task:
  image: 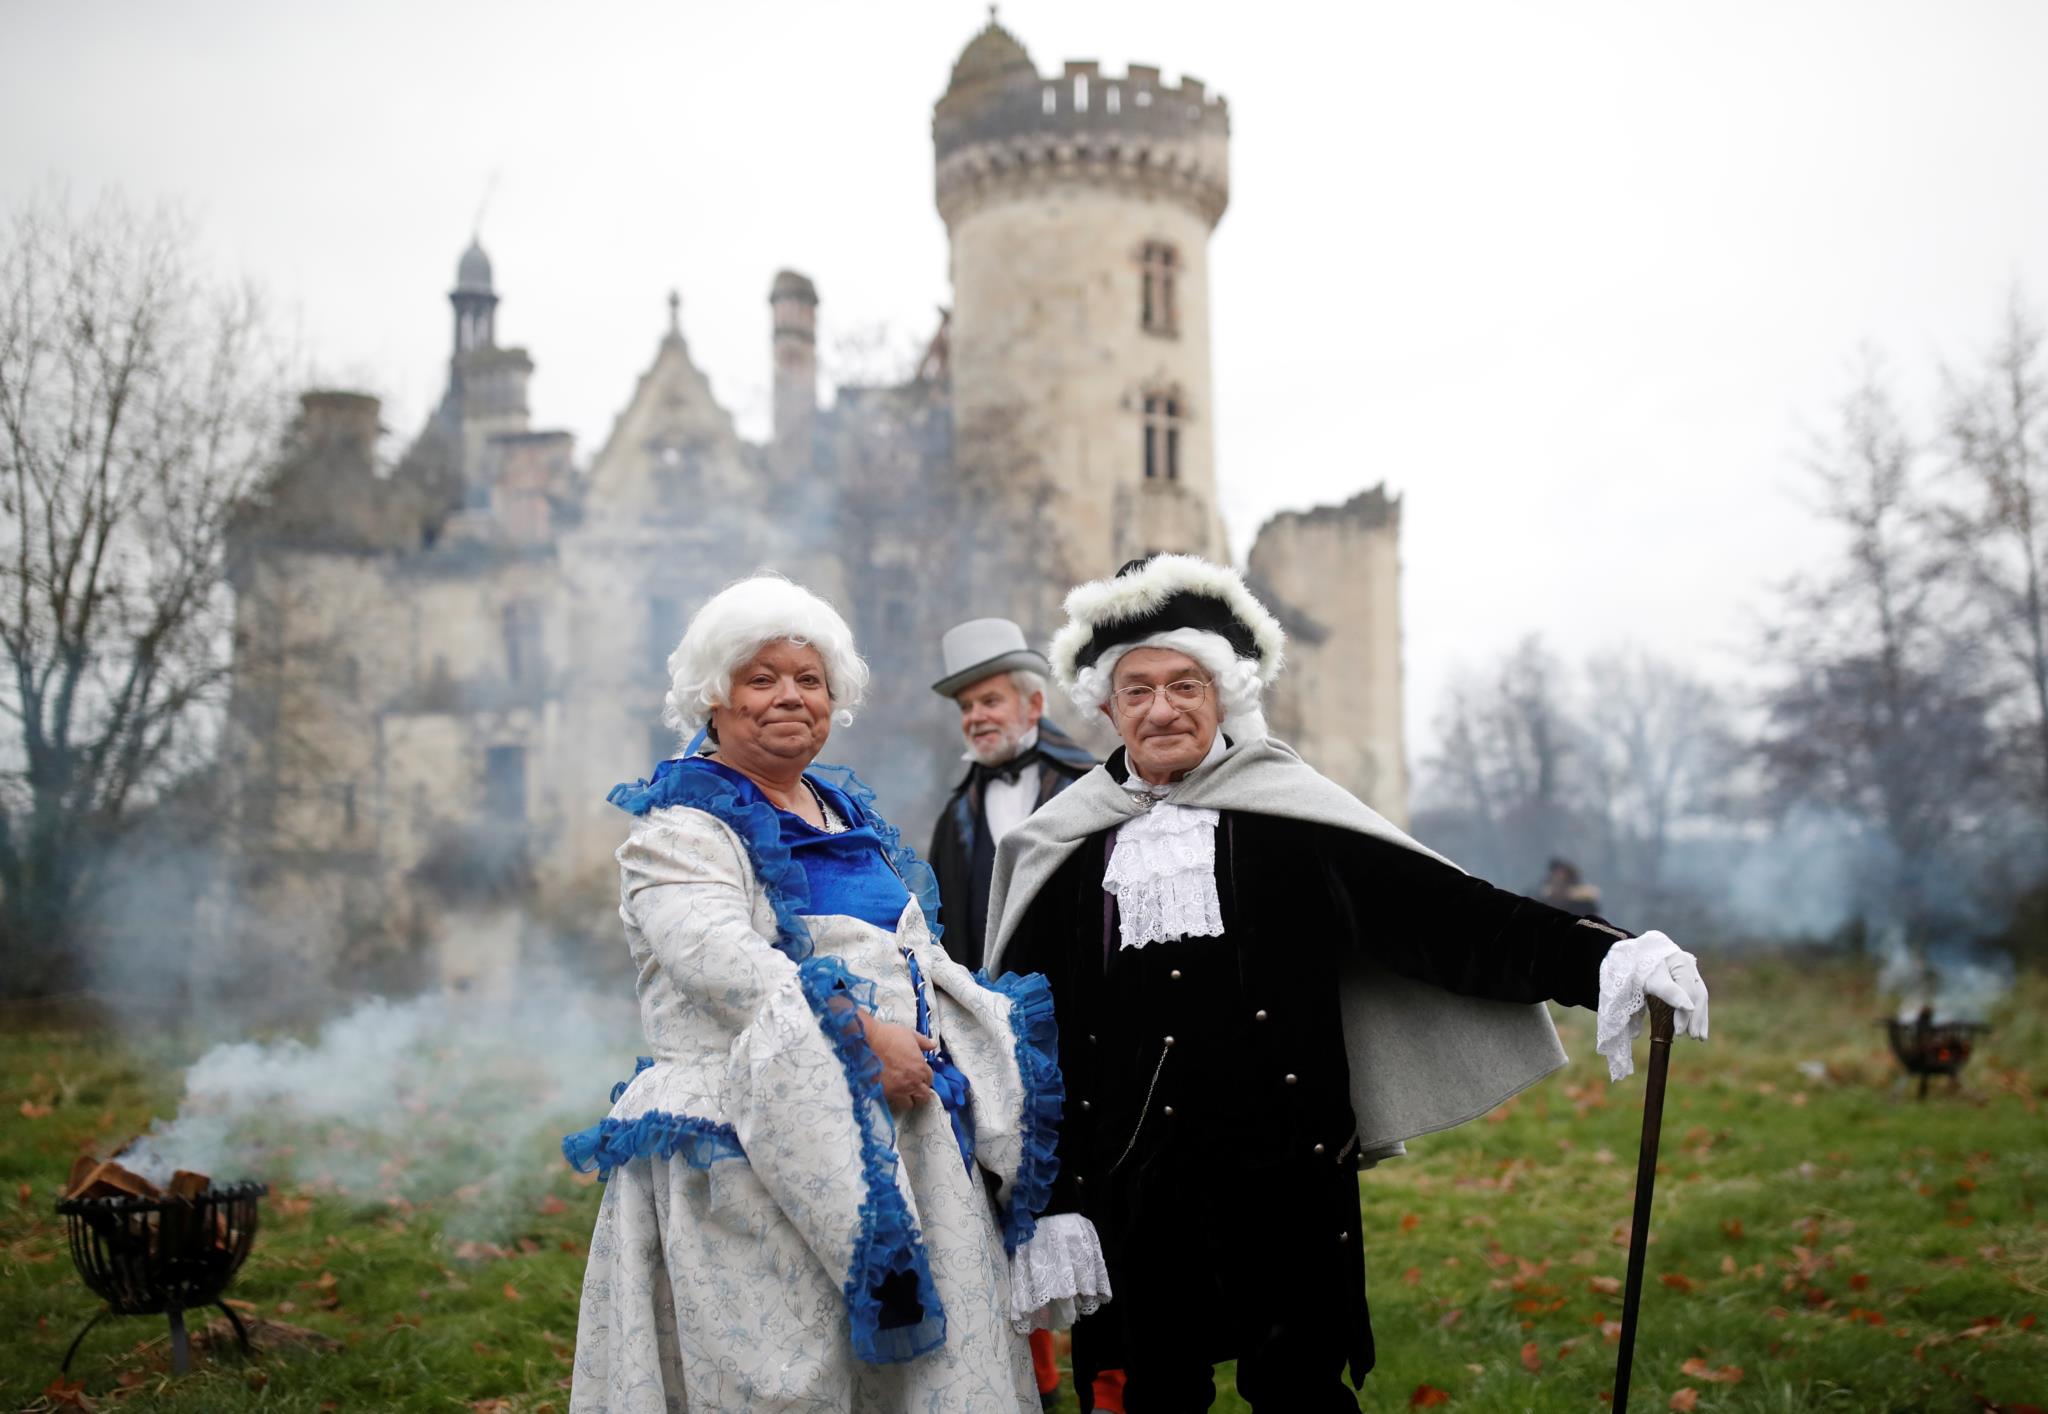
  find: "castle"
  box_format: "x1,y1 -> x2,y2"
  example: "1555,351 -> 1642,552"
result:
219,20 -> 1407,993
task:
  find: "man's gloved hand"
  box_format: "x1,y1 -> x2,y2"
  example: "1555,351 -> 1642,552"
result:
1638,937 -> 1710,1041
1595,930 -> 1710,1080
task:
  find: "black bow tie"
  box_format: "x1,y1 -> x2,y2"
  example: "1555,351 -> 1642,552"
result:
972,749 -> 1040,788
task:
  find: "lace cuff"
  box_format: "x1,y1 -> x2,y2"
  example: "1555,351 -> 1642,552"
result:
1595,930 -> 1679,1082
1008,1212 -> 1112,1333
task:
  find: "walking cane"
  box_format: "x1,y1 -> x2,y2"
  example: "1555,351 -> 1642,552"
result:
1611,996 -> 1676,1413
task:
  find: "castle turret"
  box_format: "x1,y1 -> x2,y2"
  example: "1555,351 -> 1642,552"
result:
451,239 -> 498,358
769,270 -> 819,479
437,237 -> 532,497
935,19 -> 1232,576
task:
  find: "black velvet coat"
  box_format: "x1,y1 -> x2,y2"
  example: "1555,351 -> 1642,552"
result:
1002,772 -> 1623,1382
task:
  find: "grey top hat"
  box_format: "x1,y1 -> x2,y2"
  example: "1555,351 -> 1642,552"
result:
932,618 -> 1051,698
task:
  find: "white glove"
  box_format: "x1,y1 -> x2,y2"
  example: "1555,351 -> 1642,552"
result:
1595,931 -> 1710,1081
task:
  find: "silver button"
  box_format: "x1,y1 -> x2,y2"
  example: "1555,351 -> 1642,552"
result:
1313,1143 -> 1326,1155
1338,1230 -> 1350,1243
1170,969 -> 1182,980
1255,1010 -> 1268,1022
1088,1034 -> 1097,1044
1080,1100 -> 1091,1112
1284,1073 -> 1298,1085
1076,1176 -> 1085,1188
1163,1105 -> 1175,1117
1164,1035 -> 1176,1048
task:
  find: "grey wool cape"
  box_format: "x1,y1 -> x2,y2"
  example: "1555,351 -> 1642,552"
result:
984,733 -> 1577,1167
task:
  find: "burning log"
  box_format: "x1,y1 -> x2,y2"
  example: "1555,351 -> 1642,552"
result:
54,1149 -> 266,1376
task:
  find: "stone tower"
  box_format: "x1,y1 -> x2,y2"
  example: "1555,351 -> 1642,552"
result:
934,19 -> 1231,580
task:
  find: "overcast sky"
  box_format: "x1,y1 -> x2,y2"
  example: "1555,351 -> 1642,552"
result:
7,0 -> 2046,763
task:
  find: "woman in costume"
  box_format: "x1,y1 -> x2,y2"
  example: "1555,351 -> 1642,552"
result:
563,576 -> 1072,1413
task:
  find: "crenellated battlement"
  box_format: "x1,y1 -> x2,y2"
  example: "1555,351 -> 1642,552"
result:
935,34 -> 1230,229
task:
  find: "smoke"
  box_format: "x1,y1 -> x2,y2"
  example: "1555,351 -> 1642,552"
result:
1873,925 -> 2015,1022
115,976 -> 636,1240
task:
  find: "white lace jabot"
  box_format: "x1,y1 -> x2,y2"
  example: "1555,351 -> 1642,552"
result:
1104,735 -> 1229,950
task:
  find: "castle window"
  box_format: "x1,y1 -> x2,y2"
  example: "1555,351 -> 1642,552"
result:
1140,241 -> 1179,336
484,745 -> 527,821
1142,392 -> 1183,481
1074,74 -> 1089,112
1107,85 -> 1121,114
503,600 -> 545,686
1043,86 -> 1057,114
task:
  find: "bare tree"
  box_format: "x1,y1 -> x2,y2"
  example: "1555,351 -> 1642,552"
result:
1938,295 -> 2048,824
0,193 -> 282,995
1419,635 -> 1586,887
1579,647 -> 1736,910
1759,357 -> 2001,946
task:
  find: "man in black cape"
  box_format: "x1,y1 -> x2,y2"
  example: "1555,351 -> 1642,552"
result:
986,555 -> 1713,1412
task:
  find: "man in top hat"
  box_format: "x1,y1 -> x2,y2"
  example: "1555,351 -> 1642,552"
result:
928,617 -> 1097,975
928,618 -> 1104,1410
986,555 -> 1713,1412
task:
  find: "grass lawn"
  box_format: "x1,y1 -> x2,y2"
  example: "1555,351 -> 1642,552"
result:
2,956 -> 2044,1412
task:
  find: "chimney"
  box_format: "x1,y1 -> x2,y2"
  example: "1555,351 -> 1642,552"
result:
297,391 -> 381,475
769,270 -> 818,478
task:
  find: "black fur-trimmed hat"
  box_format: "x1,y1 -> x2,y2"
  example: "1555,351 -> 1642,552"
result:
1048,553 -> 1285,692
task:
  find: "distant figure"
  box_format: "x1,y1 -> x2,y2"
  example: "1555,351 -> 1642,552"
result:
1541,857 -> 1603,918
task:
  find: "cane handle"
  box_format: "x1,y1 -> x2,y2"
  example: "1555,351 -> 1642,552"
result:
1647,996 -> 1675,1045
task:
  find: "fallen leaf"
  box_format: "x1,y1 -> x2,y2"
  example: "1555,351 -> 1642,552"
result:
539,1193 -> 569,1216
1679,1357 -> 1744,1384
1521,1341 -> 1542,1372
1409,1386 -> 1451,1408
1438,1308 -> 1464,1329
1669,1391 -> 1699,1412
1589,1276 -> 1622,1296
19,1099 -> 52,1120
503,1283 -> 523,1302
1661,1273 -> 1697,1293
1402,1267 -> 1422,1286
1400,1213 -> 1421,1231
16,1182 -> 31,1204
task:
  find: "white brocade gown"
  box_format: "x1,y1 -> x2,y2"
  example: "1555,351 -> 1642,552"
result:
566,799 -> 1051,1414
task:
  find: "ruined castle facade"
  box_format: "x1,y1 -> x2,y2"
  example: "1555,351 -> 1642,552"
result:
220,21 -> 1406,992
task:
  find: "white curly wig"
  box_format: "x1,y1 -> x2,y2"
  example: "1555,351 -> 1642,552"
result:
661,575 -> 869,743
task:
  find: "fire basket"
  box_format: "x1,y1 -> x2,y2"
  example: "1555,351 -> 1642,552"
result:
55,1179 -> 268,1375
1880,1007 -> 1992,1100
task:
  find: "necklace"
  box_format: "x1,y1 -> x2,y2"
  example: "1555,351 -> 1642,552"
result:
801,775 -> 847,834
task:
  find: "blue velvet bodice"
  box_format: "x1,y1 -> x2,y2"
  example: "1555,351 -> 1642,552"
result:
682,759 -> 912,931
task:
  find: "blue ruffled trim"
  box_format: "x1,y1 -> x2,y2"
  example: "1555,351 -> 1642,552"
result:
974,969 -> 1064,1256
810,763 -> 945,943
608,758 -> 817,961
561,1058 -> 745,1182
798,953 -> 947,1364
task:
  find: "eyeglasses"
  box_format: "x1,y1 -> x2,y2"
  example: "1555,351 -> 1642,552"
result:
1110,678 -> 1213,717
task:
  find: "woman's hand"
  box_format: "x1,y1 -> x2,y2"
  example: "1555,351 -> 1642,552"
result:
859,1015 -> 939,1110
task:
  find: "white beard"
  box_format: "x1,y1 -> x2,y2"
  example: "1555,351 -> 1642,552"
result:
965,722 -> 1031,767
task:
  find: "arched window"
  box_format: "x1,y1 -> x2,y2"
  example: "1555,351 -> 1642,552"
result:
1142,390 -> 1184,481
1140,241 -> 1179,336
